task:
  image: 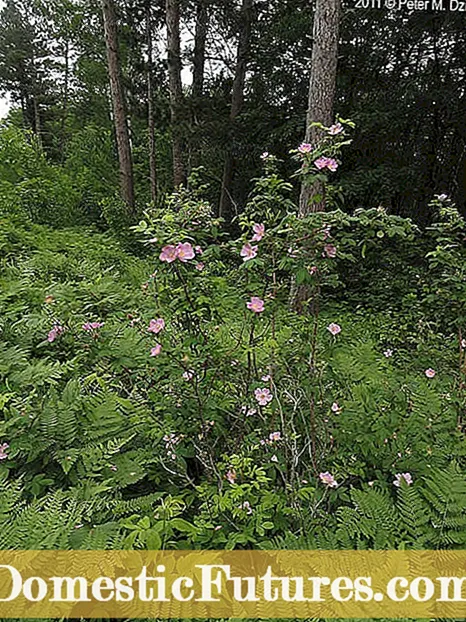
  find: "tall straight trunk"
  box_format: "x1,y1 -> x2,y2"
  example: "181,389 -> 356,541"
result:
190,0 -> 209,171
219,0 -> 253,224
192,0 -> 208,99
101,0 -> 136,213
299,0 -> 340,216
166,0 -> 185,188
59,38 -> 69,159
146,4 -> 157,203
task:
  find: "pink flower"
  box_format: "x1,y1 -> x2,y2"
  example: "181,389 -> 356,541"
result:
252,223 -> 265,242
150,344 -> 162,357
384,349 -> 393,358
255,387 -> 273,406
247,297 -> 265,313
176,242 -> 195,263
324,244 -> 337,258
47,325 -> 65,343
326,158 -> 339,172
331,402 -> 341,413
148,318 -> 165,334
261,152 -> 270,160
393,472 -> 413,487
319,472 -> 338,488
240,243 -> 258,261
327,323 -> 341,336
82,321 -> 104,332
261,374 -> 271,382
314,157 -> 339,172
0,442 -> 9,460
425,368 -> 436,379
225,469 -> 237,484
298,142 -> 313,153
195,262 -> 205,271
269,431 -> 281,442
271,454 -> 278,463
183,370 -> 195,381
308,266 -> 318,276
328,123 -> 343,135
159,245 -> 178,263
195,245 -> 203,255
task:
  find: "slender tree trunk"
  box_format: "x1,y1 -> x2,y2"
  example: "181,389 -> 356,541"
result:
299,0 -> 340,216
101,0 -> 136,214
219,0 -> 253,224
146,4 -> 157,203
192,0 -> 208,99
59,38 -> 69,159
166,0 -> 186,187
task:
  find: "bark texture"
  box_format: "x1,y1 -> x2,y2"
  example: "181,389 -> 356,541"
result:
219,0 -> 253,224
146,4 -> 157,203
299,0 -> 340,216
166,0 -> 186,187
102,0 -> 135,213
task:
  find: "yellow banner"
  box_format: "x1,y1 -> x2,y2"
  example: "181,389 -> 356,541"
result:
0,550 -> 465,618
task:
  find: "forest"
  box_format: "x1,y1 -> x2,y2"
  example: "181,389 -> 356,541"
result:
0,0 -> 466,613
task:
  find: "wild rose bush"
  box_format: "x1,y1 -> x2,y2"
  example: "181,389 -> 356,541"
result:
0,127 -> 465,550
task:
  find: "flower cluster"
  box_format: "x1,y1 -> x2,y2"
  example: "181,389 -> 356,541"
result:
393,472 -> 413,487
82,321 -> 104,332
319,472 -> 338,488
314,156 -> 338,172
160,242 -> 202,264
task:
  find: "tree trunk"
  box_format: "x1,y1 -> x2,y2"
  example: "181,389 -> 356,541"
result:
146,3 -> 157,203
299,0 -> 340,216
101,0 -> 136,214
166,0 -> 186,188
219,0 -> 253,225
59,38 -> 69,159
192,0 -> 208,99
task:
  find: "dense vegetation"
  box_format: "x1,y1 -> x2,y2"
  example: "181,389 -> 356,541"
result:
1,137 -> 465,551
0,7 -> 465,622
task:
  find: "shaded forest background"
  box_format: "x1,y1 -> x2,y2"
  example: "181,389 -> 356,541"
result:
0,0 -> 465,227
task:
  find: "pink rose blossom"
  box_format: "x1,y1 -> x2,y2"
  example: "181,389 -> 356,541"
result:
195,245 -> 203,255
252,223 -> 265,242
148,318 -> 165,334
331,402 -> 341,413
261,374 -> 271,382
298,142 -> 313,154
425,368 -> 436,378
159,245 -> 178,263
314,157 -> 339,172
247,297 -> 265,313
195,262 -> 205,271
269,431 -> 281,442
384,349 -> 393,358
327,323 -> 341,336
0,442 -> 9,460
319,472 -> 338,488
324,244 -> 337,258
82,321 -> 104,332
255,387 -> 273,406
225,469 -> 237,484
328,123 -> 343,135
47,325 -> 65,343
176,242 -> 195,263
150,344 -> 162,357
393,472 -> 413,487
240,243 -> 258,261
309,266 -> 318,276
